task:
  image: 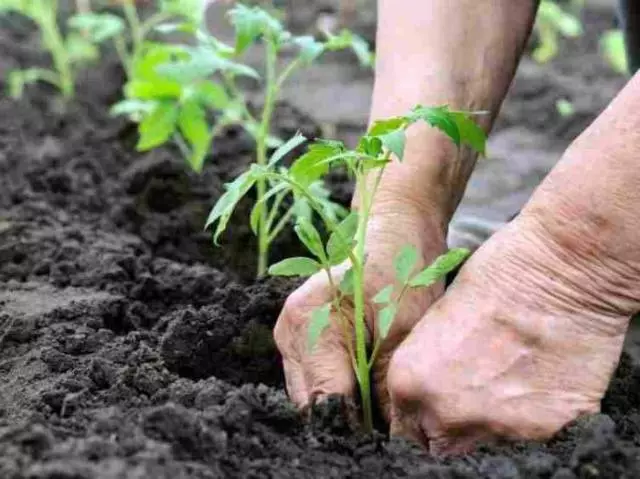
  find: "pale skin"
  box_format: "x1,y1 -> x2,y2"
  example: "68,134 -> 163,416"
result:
273,0 -> 640,454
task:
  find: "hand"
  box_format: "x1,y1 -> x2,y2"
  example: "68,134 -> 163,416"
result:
274,203 -> 447,417
387,211 -> 631,454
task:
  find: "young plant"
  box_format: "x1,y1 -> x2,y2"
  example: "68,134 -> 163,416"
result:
532,0 -> 583,63
116,3 -> 372,277
0,0 -> 121,98
208,105 -> 487,431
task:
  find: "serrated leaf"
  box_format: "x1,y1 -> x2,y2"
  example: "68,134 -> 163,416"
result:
68,13 -> 125,43
373,285 -> 394,304
137,102 -> 179,151
408,248 -> 470,287
379,128 -> 406,160
307,303 -> 331,350
268,132 -> 307,166
339,267 -> 354,295
326,211 -> 358,264
268,257 -> 321,277
228,4 -> 285,54
206,170 -> 256,242
178,100 -> 211,172
290,140 -> 344,186
394,245 -> 419,284
294,217 -> 326,262
450,112 -> 487,155
367,117 -> 405,136
378,303 -> 397,339
410,105 -> 460,146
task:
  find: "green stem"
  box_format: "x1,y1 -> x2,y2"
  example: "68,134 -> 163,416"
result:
256,40 -> 279,277
122,0 -> 142,64
40,4 -> 73,98
267,206 -> 295,244
353,180 -> 372,432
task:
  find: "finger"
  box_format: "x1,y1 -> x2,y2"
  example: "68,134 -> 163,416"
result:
282,357 -> 308,408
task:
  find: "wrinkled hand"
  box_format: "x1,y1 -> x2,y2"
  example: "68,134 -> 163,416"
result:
274,208 -> 446,417
387,214 -> 630,454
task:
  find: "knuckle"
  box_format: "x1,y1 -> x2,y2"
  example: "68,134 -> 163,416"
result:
387,351 -> 425,407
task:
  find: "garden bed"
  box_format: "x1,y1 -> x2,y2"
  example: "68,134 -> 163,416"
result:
2,4 -> 640,478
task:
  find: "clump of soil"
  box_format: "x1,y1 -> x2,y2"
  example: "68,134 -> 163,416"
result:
1,5 -> 640,478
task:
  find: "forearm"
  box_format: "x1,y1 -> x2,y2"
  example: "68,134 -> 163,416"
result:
362,0 -> 539,227
523,72 -> 640,303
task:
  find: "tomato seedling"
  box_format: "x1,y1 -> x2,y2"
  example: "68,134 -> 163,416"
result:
0,0 -> 123,98
116,3 -> 372,277
210,105 -> 486,431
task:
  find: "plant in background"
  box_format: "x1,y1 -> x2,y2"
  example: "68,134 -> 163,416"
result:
533,0 -> 583,63
0,0 -> 122,98
600,29 -> 628,75
115,3 -> 372,277
208,105 -> 487,430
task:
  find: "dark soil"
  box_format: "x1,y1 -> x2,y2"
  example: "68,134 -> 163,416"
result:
2,4 -> 640,478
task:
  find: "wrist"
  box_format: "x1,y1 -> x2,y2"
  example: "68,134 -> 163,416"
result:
353,124 -> 478,232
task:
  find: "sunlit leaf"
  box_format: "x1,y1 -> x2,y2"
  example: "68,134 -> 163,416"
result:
193,81 -> 229,110
137,102 -> 179,151
178,100 -> 211,172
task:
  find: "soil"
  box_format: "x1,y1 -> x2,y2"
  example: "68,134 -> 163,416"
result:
2,4 -> 640,479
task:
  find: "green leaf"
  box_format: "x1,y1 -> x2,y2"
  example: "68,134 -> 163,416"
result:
268,132 -> 307,166
228,4 -> 285,54
194,81 -> 229,110
294,35 -> 324,63
206,171 -> 257,243
326,211 -> 358,264
294,217 -> 326,262
600,29 -> 628,74
137,102 -> 179,151
379,128 -> 406,160
307,303 -> 331,351
339,267 -> 354,295
268,257 -> 321,277
394,245 -> 419,284
373,285 -> 394,304
324,29 -> 373,67
109,99 -> 154,118
290,140 -> 344,186
65,33 -> 99,63
450,112 -> 487,155
68,13 -> 125,43
378,303 -> 397,339
178,100 -> 211,172
159,0 -> 206,26
408,248 -> 470,287
367,117 -> 405,136
357,136 -> 382,157
126,79 -> 183,100
410,105 -> 460,146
